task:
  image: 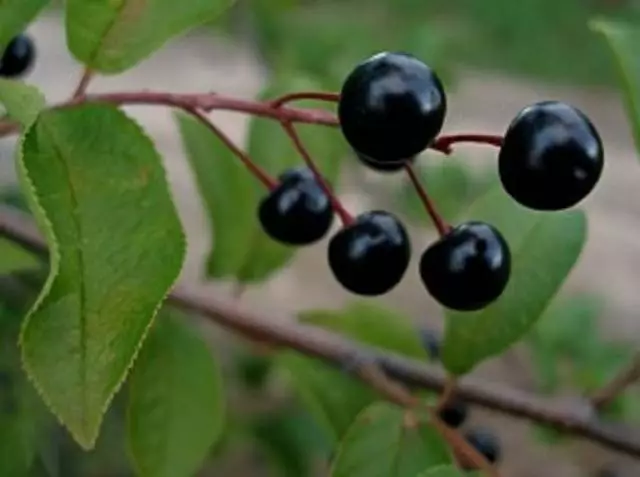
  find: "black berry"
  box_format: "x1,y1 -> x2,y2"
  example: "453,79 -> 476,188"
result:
420,328 -> 441,360
0,35 -> 35,78
258,167 -> 334,246
338,51 -> 446,166
420,221 -> 510,311
464,428 -> 501,464
499,101 -> 604,211
328,211 -> 411,296
438,399 -> 468,428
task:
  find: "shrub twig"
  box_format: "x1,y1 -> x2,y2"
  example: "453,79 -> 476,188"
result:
1,205 -> 639,459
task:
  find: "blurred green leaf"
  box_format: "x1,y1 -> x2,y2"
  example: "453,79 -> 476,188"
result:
127,312 -> 225,477
299,301 -> 428,360
442,186 -> 587,375
65,0 -> 236,73
397,158 -> 496,226
0,0 -> 48,50
252,406 -> 331,477
530,424 -> 567,447
0,239 -> 39,275
276,351 -> 375,444
418,466 -> 464,477
0,79 -> 45,128
175,112 -> 258,280
591,20 -> 640,157
530,293 -> 603,359
330,402 -> 452,477
18,104 -> 186,449
235,75 -> 345,283
0,305 -> 53,477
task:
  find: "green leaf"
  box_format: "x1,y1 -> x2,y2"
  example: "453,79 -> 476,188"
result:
277,351 -> 376,443
0,79 -> 46,128
65,0 -> 236,73
235,75 -> 345,283
299,301 -> 428,360
0,238 -> 39,275
18,103 -> 186,449
127,311 -> 225,477
442,186 -> 587,375
0,305 -> 54,477
330,402 -> 452,477
418,466 -> 464,477
591,20 -> 640,157
0,0 -> 49,50
175,112 -> 258,279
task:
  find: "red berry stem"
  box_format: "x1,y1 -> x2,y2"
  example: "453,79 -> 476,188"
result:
72,68 -> 94,99
186,107 -> 277,190
270,91 -> 340,108
404,163 -> 450,236
279,120 -> 354,225
431,134 -> 504,155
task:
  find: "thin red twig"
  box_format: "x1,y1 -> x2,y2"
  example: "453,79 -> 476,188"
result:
270,91 -> 340,108
404,162 -> 450,236
432,134 -> 504,154
280,120 -> 353,225
185,108 -> 276,190
591,351 -> 640,411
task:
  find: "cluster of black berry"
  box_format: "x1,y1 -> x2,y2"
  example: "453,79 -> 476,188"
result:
0,34 -> 35,78
260,51 -> 604,311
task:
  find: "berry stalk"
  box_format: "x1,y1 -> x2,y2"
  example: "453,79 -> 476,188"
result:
270,91 -> 340,108
280,120 -> 354,225
431,134 -> 504,154
186,108 -> 277,190
404,163 -> 450,236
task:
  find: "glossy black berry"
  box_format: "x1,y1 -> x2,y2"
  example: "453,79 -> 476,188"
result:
328,211 -> 411,296
499,101 -> 604,211
464,428 -> 501,464
0,35 -> 35,78
420,328 -> 441,360
356,151 -> 416,173
438,399 -> 468,428
258,167 -> 333,246
338,51 -> 446,166
420,221 -> 510,311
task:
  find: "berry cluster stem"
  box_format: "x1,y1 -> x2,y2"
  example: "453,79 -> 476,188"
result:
72,68 -> 94,99
186,107 -> 277,190
404,163 -> 450,236
270,91 -> 340,108
280,120 -> 354,225
432,134 -> 504,154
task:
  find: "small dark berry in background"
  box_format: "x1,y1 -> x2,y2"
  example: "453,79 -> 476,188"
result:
420,221 -> 510,311
0,34 -> 35,78
258,166 -> 334,246
438,399 -> 468,428
420,328 -> 441,360
499,100 -> 604,211
356,151 -> 416,173
328,210 -> 411,296
463,428 -> 501,464
338,51 -> 447,166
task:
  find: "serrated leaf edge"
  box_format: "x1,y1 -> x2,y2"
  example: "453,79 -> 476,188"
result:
17,104 -> 186,449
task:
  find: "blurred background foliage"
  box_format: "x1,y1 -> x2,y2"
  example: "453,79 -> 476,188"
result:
217,0 -> 640,89
3,0 -> 640,476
